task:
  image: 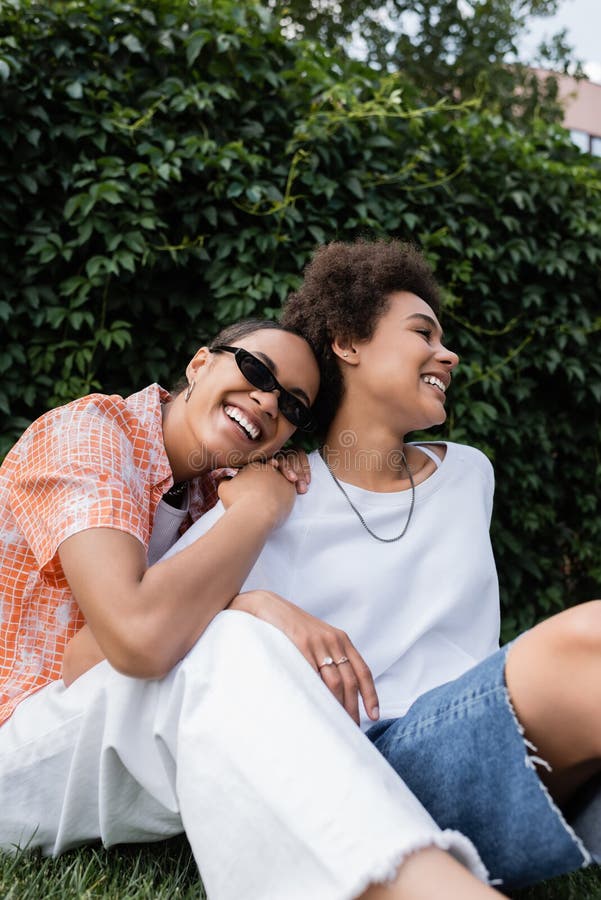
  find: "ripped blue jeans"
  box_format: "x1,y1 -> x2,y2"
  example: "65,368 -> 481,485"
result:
367,645 -> 592,890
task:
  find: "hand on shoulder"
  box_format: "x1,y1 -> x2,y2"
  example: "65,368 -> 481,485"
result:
218,460 -> 297,528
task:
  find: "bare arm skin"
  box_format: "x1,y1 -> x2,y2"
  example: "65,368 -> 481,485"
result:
62,625 -> 104,686
59,463 -> 295,681
61,457 -> 312,686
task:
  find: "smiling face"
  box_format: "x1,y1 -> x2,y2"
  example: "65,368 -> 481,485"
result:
336,291 -> 459,437
166,328 -> 320,478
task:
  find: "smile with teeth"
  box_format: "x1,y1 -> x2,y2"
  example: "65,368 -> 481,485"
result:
224,405 -> 261,441
422,374 -> 446,393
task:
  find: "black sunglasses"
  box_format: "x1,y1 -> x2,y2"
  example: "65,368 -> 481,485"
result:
209,344 -> 313,431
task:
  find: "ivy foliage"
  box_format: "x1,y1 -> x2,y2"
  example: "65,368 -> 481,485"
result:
271,0 -> 578,126
1,0 -> 600,636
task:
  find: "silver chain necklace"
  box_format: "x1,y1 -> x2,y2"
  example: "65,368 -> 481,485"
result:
320,449 -> 415,543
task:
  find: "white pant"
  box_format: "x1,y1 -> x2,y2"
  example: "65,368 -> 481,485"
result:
0,611 -> 486,899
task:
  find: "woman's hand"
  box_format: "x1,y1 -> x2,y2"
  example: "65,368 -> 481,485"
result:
218,461 -> 297,527
271,449 -> 311,495
230,590 -> 379,726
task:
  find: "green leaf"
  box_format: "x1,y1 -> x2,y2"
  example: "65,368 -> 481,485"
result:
26,127 -> 41,147
69,311 -> 85,330
186,30 -> 211,66
106,233 -> 122,252
116,250 -> 135,272
76,219 -> 94,246
18,173 -> 37,194
60,276 -> 87,298
64,195 -> 81,219
65,81 -> 83,99
102,190 -> 121,204
226,182 -> 244,198
308,224 -> 326,244
39,245 -> 57,263
85,256 -> 107,278
346,175 -> 364,199
45,307 -> 67,328
122,34 -> 143,54
123,232 -> 145,254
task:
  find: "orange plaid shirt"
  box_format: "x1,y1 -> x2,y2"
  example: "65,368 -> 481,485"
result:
0,384 -> 217,726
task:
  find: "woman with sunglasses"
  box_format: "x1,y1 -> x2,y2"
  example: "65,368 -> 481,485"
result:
0,317 -> 495,899
162,239 -> 601,893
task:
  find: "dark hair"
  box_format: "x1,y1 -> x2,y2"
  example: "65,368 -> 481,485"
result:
172,318 -> 309,395
281,239 -> 442,437
208,317 -> 305,349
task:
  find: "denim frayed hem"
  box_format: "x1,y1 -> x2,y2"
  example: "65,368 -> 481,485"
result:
367,645 -> 590,889
501,659 -> 592,875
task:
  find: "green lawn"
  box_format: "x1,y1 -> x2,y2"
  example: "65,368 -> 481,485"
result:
511,868 -> 601,899
1,840 -> 600,899
0,838 -> 204,900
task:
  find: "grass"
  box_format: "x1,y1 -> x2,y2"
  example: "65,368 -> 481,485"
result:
0,837 -> 204,900
1,840 -> 601,899
511,867 -> 601,899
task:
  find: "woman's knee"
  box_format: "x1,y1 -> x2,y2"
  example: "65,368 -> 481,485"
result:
205,608 -> 284,648
506,600 -> 601,694
505,601 -> 601,781
184,609 -> 302,676
539,600 -> 601,658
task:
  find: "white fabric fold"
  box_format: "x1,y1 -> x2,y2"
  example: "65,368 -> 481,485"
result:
0,610 -> 488,898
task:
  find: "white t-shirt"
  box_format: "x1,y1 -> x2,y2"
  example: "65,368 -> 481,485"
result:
147,489 -> 189,567
165,442 -> 500,730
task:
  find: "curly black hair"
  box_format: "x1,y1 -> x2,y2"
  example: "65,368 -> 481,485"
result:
281,239 -> 442,438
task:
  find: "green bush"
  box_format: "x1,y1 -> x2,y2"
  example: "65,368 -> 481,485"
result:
1,0 -> 600,635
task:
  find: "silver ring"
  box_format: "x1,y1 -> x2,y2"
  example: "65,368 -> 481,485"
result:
335,656 -> 350,666
318,656 -> 334,669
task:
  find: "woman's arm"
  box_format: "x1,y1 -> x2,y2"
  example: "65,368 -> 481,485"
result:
62,624 -> 105,686
61,455 -> 312,685
58,463 -> 296,680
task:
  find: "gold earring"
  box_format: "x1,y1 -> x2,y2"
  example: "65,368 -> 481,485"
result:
184,381 -> 195,402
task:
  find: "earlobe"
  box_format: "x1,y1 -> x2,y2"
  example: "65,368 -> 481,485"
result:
331,338 -> 360,365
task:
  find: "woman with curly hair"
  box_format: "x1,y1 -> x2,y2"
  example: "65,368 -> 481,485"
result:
0,312 -> 497,900
166,239 -> 601,893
